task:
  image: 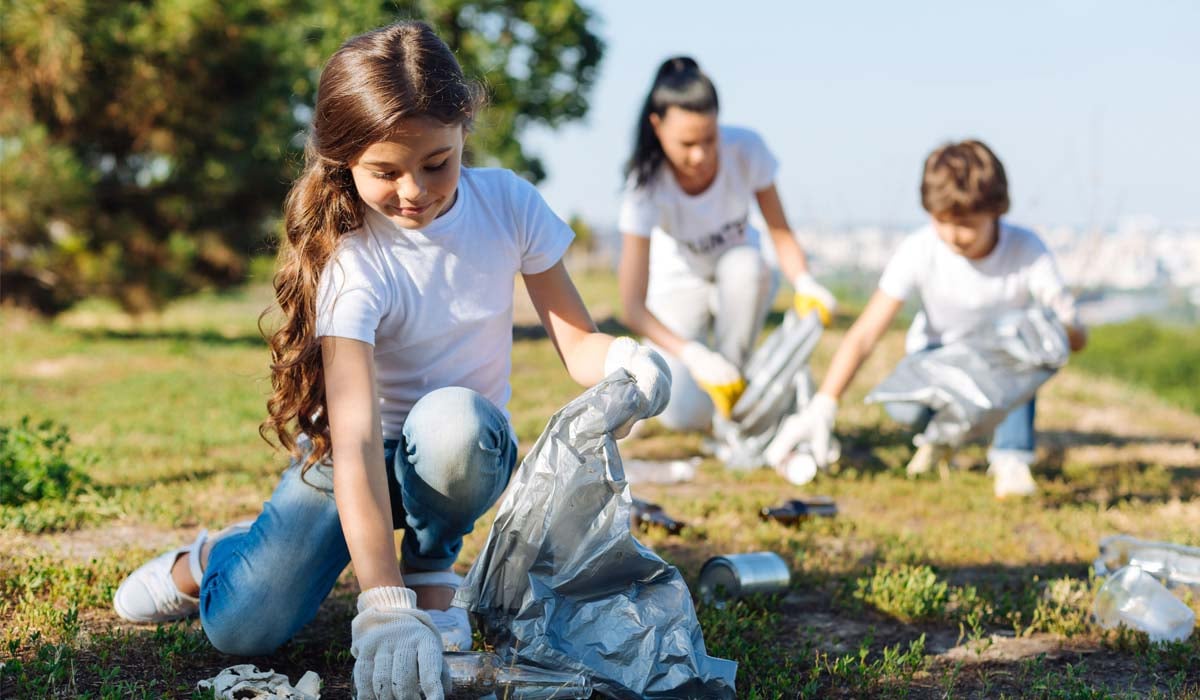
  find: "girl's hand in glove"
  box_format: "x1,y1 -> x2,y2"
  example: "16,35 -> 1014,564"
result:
792,273 -> 837,327
679,342 -> 745,418
352,586 -> 445,700
604,337 -> 672,437
764,393 -> 839,469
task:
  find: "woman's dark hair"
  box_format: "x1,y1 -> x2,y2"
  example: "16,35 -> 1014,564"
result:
624,56 -> 719,188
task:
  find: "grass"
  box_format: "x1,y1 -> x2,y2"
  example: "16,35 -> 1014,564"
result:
1072,318 -> 1200,414
2,267 -> 1199,698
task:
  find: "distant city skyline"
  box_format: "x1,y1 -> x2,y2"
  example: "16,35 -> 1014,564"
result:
522,1 -> 1200,229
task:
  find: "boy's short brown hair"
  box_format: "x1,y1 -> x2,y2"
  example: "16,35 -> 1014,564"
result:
920,140 -> 1010,219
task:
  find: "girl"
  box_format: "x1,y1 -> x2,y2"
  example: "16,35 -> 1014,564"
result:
617,56 -> 836,430
112,22 -> 669,700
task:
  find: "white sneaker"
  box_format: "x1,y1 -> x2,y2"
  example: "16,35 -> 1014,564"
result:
113,520 -> 252,623
989,457 -> 1038,499
906,443 -> 952,478
405,570 -> 472,651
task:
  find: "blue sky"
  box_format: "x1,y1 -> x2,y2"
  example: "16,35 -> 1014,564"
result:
522,1 -> 1200,229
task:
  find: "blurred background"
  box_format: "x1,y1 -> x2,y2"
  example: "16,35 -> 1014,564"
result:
3,0 -> 1198,324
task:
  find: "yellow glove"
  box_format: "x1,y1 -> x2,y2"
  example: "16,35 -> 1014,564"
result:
792,273 -> 837,327
679,342 -> 746,418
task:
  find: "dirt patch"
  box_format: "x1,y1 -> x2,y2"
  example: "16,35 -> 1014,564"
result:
18,355 -> 97,379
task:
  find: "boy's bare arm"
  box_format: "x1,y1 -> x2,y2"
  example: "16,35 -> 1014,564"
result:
818,291 -> 904,400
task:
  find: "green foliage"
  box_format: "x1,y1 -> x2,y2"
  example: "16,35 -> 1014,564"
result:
1073,319 -> 1200,413
0,0 -> 603,313
853,564 -> 950,623
0,417 -> 91,506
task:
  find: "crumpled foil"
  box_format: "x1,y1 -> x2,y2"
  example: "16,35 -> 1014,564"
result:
452,372 -> 737,699
712,310 -> 824,469
866,306 -> 1069,446
197,664 -> 320,700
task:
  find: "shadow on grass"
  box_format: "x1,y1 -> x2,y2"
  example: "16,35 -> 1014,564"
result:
1041,429 -> 1200,450
513,315 -> 629,342
80,328 -> 267,347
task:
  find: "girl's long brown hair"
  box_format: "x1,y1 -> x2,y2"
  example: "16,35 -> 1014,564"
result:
260,21 -> 480,472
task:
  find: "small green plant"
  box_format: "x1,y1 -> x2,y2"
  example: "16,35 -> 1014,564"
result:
0,417 -> 91,506
854,564 -> 950,623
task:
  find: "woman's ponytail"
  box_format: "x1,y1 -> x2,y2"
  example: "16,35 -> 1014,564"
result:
624,56 -> 719,188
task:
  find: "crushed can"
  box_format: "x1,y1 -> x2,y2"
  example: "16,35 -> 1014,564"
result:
698,552 -> 790,607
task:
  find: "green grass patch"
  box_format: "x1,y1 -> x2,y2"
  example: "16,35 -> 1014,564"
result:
1074,319 -> 1200,414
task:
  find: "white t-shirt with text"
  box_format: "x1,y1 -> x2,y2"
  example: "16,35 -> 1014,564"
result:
315,168 -> 574,438
878,221 -> 1078,352
618,125 -> 778,295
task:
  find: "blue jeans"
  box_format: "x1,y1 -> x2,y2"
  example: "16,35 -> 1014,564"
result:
198,386 -> 517,656
884,397 -> 1037,464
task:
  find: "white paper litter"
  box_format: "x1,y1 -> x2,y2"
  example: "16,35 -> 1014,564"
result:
197,664 -> 321,700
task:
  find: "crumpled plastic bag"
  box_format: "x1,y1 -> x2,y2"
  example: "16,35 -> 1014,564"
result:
197,665 -> 320,700
711,310 -> 825,469
453,372 -> 737,699
865,306 -> 1069,447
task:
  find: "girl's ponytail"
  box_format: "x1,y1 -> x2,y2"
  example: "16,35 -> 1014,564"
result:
259,153 -> 362,468
625,56 -> 720,188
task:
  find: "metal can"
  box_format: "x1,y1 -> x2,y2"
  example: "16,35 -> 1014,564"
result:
698,552 -> 791,606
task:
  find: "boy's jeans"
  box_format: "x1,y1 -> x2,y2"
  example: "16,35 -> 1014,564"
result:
198,386 -> 517,656
883,341 -> 1037,465
884,397 -> 1037,465
646,245 -> 775,431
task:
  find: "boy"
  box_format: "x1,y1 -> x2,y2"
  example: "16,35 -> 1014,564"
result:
767,139 -> 1087,498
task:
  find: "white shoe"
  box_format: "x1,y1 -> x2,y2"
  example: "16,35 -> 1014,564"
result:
906,443 -> 951,478
989,457 -> 1038,499
405,570 -> 472,651
113,520 -> 252,623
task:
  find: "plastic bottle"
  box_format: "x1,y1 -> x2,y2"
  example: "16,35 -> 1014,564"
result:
1092,565 -> 1195,643
1095,535 -> 1200,592
759,497 -> 838,525
442,651 -> 593,699
630,498 -> 685,535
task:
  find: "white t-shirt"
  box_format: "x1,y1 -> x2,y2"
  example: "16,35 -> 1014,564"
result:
315,168 -> 574,439
618,125 -> 778,294
878,221 -> 1078,352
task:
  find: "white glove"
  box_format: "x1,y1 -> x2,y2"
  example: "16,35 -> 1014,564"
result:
764,393 -> 839,469
604,337 -> 672,437
351,586 -> 445,700
792,273 -> 837,327
678,341 -> 745,418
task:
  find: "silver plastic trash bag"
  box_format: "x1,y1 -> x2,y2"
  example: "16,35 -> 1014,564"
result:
711,310 -> 824,469
865,307 -> 1069,447
453,372 -> 737,699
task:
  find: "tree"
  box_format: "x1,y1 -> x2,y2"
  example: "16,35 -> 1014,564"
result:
0,0 -> 603,313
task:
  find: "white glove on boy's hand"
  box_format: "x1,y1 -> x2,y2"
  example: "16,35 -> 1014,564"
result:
604,337 -> 672,437
351,586 -> 445,700
792,273 -> 838,327
678,341 -> 745,418
764,393 -> 839,469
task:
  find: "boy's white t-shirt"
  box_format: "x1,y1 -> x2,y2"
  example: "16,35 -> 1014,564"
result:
618,125 -> 778,295
878,221 -> 1078,352
315,167 -> 574,439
